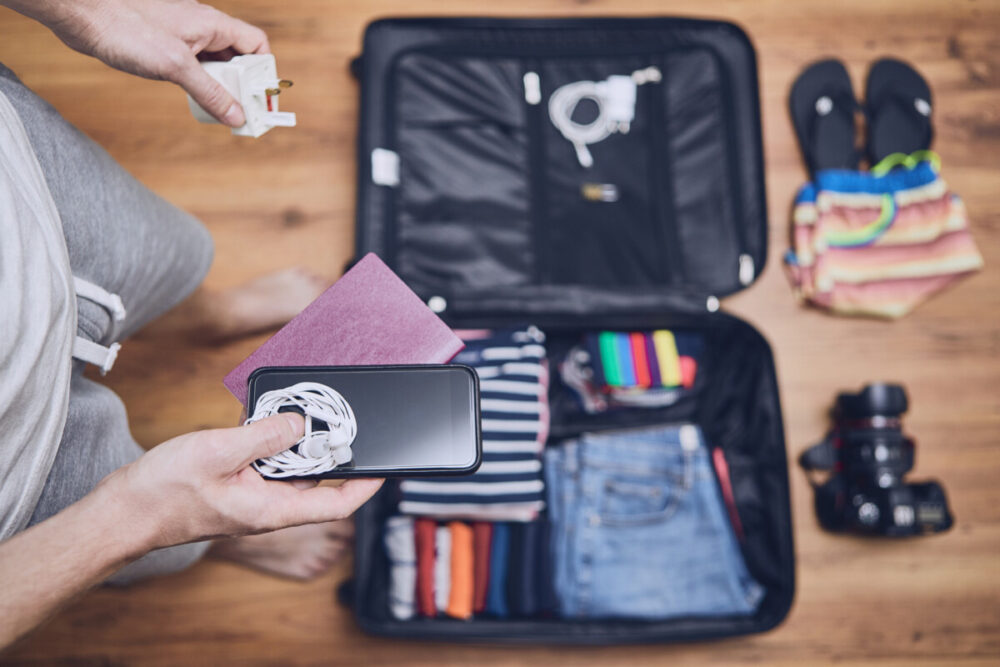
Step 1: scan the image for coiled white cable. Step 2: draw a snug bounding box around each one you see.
[547,66,662,168]
[246,382,358,478]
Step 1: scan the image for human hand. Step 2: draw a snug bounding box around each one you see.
[102,413,383,551]
[6,0,268,126]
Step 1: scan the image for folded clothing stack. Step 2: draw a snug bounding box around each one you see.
[398,327,549,522]
[560,330,703,414]
[544,423,763,620]
[383,516,556,620]
[785,155,983,319]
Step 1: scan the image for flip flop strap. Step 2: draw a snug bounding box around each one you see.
[804,89,859,171]
[867,88,933,148]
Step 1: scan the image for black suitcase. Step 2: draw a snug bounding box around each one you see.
[344,17,795,644]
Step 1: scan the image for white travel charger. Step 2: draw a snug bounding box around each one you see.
[187,54,296,138]
[546,66,661,168]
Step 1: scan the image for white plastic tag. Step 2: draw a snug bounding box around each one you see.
[371,148,400,187]
[680,424,700,452]
[523,72,541,105]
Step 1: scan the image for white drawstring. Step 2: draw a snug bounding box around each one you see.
[71,277,127,374]
[71,338,121,375]
[73,276,126,322]
[247,382,359,478]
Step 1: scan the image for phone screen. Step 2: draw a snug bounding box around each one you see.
[247,365,481,477]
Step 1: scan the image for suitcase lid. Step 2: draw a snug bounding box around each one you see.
[353,17,767,320]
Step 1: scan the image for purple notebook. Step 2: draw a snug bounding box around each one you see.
[224,253,465,405]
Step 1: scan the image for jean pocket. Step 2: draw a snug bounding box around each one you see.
[598,475,687,527]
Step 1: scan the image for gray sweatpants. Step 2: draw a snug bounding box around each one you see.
[0,65,214,584]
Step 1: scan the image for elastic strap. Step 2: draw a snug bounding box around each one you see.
[712,447,745,542]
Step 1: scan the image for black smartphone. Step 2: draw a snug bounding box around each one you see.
[246,365,481,479]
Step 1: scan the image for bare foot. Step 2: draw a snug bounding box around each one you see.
[209,267,330,340]
[207,520,354,580]
[142,267,330,343]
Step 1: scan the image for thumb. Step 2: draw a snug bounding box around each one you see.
[174,58,245,127]
[224,413,304,469]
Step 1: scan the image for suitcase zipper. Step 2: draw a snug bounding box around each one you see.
[716,61,758,287]
[646,56,684,284]
[524,62,549,285]
[423,286,716,327]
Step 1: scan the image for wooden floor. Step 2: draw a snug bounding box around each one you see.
[2,0,999,664]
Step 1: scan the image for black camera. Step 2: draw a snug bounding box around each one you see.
[799,383,953,537]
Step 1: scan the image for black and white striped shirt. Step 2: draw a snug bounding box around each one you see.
[398,328,548,521]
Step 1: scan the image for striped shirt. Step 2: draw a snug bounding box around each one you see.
[398,328,548,521]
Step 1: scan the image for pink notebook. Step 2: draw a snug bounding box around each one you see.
[224,253,465,405]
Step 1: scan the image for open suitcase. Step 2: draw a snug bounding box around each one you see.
[343,17,795,643]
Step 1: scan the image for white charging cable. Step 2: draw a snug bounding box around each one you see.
[547,66,662,168]
[246,382,358,478]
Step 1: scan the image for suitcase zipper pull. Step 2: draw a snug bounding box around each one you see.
[371,148,400,187]
[739,254,755,286]
[523,71,542,105]
[427,295,447,314]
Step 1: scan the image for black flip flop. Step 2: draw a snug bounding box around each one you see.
[865,58,933,165]
[789,59,860,177]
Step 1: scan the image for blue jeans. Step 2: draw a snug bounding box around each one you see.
[544,424,764,619]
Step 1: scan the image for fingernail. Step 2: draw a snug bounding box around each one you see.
[223,103,245,127]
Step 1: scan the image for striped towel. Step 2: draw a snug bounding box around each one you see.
[398,327,548,522]
[785,154,983,318]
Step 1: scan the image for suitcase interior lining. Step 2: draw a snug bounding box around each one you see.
[352,314,794,642]
[389,50,748,299]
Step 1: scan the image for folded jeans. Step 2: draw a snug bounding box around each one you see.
[544,423,763,619]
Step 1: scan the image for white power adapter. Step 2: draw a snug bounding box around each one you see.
[187,54,296,138]
[597,74,637,133]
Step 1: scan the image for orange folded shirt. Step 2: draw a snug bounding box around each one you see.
[446,522,475,620]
